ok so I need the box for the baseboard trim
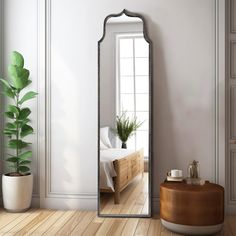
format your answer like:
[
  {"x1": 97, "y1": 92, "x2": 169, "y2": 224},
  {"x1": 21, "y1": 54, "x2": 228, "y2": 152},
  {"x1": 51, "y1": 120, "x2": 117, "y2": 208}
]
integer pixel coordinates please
[
  {"x1": 226, "y1": 203, "x2": 236, "y2": 215},
  {"x1": 152, "y1": 197, "x2": 160, "y2": 214},
  {"x1": 40, "y1": 197, "x2": 97, "y2": 210},
  {"x1": 0, "y1": 195, "x2": 160, "y2": 212}
]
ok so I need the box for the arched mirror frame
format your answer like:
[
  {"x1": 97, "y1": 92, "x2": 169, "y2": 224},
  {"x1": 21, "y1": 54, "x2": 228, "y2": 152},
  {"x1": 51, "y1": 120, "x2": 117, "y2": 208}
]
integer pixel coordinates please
[{"x1": 98, "y1": 9, "x2": 153, "y2": 218}]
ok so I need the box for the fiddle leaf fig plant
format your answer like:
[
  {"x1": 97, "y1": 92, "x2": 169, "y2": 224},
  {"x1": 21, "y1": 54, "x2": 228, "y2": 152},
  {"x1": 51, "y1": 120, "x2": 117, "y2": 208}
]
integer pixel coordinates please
[{"x1": 0, "y1": 51, "x2": 37, "y2": 176}]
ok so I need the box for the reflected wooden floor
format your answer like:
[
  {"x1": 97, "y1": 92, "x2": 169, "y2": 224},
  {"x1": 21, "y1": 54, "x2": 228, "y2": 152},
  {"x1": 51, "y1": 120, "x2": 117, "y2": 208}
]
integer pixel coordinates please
[
  {"x1": 0, "y1": 209, "x2": 234, "y2": 235},
  {"x1": 100, "y1": 172, "x2": 149, "y2": 215}
]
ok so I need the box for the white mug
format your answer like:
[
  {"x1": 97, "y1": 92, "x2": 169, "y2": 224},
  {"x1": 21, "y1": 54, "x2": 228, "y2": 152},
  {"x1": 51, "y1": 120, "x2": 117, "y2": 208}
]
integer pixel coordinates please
[{"x1": 167, "y1": 169, "x2": 183, "y2": 178}]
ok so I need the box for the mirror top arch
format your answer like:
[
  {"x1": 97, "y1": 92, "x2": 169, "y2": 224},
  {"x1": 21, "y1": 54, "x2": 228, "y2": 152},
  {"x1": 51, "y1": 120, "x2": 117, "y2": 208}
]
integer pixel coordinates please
[{"x1": 98, "y1": 9, "x2": 152, "y2": 44}]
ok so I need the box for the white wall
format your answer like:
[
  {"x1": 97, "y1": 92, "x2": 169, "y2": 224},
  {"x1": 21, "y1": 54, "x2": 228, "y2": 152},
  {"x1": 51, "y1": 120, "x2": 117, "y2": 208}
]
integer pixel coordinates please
[
  {"x1": 1, "y1": 0, "x2": 226, "y2": 213},
  {"x1": 2, "y1": 0, "x2": 40, "y2": 205}
]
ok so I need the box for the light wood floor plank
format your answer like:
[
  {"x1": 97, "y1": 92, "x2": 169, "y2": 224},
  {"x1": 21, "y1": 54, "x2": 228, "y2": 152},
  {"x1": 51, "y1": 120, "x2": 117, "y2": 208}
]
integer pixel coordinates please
[
  {"x1": 100, "y1": 173, "x2": 149, "y2": 215},
  {"x1": 5, "y1": 210, "x2": 53, "y2": 236},
  {"x1": 82, "y1": 215, "x2": 104, "y2": 236},
  {"x1": 134, "y1": 218, "x2": 151, "y2": 236},
  {"x1": 42, "y1": 210, "x2": 76, "y2": 236},
  {"x1": 147, "y1": 218, "x2": 162, "y2": 236},
  {"x1": 16, "y1": 210, "x2": 55, "y2": 236},
  {"x1": 121, "y1": 218, "x2": 139, "y2": 236},
  {"x1": 27, "y1": 210, "x2": 65, "y2": 235},
  {"x1": 0, "y1": 209, "x2": 37, "y2": 234},
  {"x1": 106, "y1": 218, "x2": 128, "y2": 236},
  {"x1": 95, "y1": 218, "x2": 116, "y2": 236},
  {"x1": 0, "y1": 211, "x2": 23, "y2": 231},
  {"x1": 56, "y1": 211, "x2": 83, "y2": 236},
  {"x1": 70, "y1": 211, "x2": 96, "y2": 236},
  {"x1": 224, "y1": 216, "x2": 234, "y2": 236},
  {"x1": 141, "y1": 195, "x2": 149, "y2": 215},
  {"x1": 0, "y1": 209, "x2": 232, "y2": 236},
  {"x1": 120, "y1": 176, "x2": 147, "y2": 214}
]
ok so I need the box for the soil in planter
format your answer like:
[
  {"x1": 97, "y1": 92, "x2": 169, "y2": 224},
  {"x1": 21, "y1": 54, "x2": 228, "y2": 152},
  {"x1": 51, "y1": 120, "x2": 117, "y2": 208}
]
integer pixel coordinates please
[{"x1": 6, "y1": 172, "x2": 31, "y2": 177}]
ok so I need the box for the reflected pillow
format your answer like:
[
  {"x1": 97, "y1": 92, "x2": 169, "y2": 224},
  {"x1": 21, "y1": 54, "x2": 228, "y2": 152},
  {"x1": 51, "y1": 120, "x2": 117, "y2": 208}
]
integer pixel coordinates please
[
  {"x1": 100, "y1": 127, "x2": 112, "y2": 148},
  {"x1": 100, "y1": 139, "x2": 108, "y2": 150}
]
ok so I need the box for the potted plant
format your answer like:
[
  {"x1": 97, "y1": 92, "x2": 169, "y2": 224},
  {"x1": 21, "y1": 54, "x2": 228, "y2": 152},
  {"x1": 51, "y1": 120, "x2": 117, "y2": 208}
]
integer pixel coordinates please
[
  {"x1": 116, "y1": 112, "x2": 142, "y2": 149},
  {"x1": 0, "y1": 51, "x2": 37, "y2": 212}
]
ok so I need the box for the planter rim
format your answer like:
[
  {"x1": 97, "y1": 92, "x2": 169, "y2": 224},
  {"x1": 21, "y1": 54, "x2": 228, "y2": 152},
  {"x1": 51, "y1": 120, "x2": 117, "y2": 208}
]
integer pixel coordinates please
[{"x1": 2, "y1": 173, "x2": 33, "y2": 178}]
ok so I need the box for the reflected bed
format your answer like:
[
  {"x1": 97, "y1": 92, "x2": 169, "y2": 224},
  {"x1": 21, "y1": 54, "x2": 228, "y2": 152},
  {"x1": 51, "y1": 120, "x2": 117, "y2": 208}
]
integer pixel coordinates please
[{"x1": 100, "y1": 148, "x2": 144, "y2": 204}]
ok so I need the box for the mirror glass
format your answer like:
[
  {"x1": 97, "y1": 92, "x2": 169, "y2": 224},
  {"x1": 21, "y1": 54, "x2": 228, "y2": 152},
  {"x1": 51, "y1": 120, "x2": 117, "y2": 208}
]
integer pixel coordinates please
[{"x1": 98, "y1": 10, "x2": 151, "y2": 217}]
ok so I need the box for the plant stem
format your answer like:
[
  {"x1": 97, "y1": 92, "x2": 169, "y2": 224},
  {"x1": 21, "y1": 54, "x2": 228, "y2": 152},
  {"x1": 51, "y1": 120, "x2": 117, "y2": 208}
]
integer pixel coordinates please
[{"x1": 16, "y1": 92, "x2": 19, "y2": 173}]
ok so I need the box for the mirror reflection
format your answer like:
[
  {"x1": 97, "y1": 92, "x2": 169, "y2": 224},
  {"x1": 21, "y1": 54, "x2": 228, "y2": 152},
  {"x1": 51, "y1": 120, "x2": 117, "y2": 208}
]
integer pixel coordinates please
[{"x1": 99, "y1": 10, "x2": 151, "y2": 216}]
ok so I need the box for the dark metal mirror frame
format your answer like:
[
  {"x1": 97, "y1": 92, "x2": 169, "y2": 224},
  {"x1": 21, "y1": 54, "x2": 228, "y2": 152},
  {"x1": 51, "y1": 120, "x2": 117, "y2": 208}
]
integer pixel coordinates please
[{"x1": 98, "y1": 9, "x2": 153, "y2": 218}]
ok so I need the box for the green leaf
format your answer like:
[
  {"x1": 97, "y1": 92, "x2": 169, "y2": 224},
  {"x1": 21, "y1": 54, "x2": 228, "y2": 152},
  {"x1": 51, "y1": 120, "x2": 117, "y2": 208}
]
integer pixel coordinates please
[
  {"x1": 11, "y1": 51, "x2": 24, "y2": 68},
  {"x1": 0, "y1": 78, "x2": 11, "y2": 88},
  {"x1": 0, "y1": 79, "x2": 15, "y2": 98},
  {"x1": 3, "y1": 130, "x2": 12, "y2": 136},
  {"x1": 3, "y1": 132, "x2": 12, "y2": 138},
  {"x1": 8, "y1": 105, "x2": 19, "y2": 117},
  {"x1": 18, "y1": 166, "x2": 30, "y2": 173},
  {"x1": 1, "y1": 89, "x2": 15, "y2": 99},
  {"x1": 25, "y1": 80, "x2": 32, "y2": 87},
  {"x1": 5, "y1": 111, "x2": 14, "y2": 119},
  {"x1": 19, "y1": 91, "x2": 37, "y2": 105},
  {"x1": 8, "y1": 65, "x2": 29, "y2": 89},
  {"x1": 14, "y1": 118, "x2": 30, "y2": 128},
  {"x1": 6, "y1": 122, "x2": 16, "y2": 129},
  {"x1": 21, "y1": 118, "x2": 30, "y2": 125},
  {"x1": 19, "y1": 160, "x2": 31, "y2": 165},
  {"x1": 21, "y1": 124, "x2": 33, "y2": 138},
  {"x1": 18, "y1": 151, "x2": 32, "y2": 160},
  {"x1": 18, "y1": 108, "x2": 31, "y2": 120},
  {"x1": 6, "y1": 157, "x2": 18, "y2": 163},
  {"x1": 4, "y1": 128, "x2": 17, "y2": 135},
  {"x1": 8, "y1": 140, "x2": 28, "y2": 149}
]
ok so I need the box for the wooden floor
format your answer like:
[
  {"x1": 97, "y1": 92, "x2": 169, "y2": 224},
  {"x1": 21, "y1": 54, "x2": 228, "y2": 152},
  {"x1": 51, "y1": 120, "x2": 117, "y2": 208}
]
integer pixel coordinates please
[
  {"x1": 100, "y1": 172, "x2": 149, "y2": 215},
  {"x1": 0, "y1": 209, "x2": 235, "y2": 235}
]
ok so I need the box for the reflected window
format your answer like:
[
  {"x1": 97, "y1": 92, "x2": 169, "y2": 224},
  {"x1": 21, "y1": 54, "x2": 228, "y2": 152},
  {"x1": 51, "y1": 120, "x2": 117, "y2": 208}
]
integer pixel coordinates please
[{"x1": 117, "y1": 34, "x2": 149, "y2": 158}]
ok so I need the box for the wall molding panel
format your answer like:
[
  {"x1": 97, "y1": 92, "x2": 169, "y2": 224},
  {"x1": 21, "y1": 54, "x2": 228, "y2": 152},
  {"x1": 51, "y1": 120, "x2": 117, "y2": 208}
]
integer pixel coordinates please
[
  {"x1": 230, "y1": 41, "x2": 236, "y2": 78},
  {"x1": 213, "y1": 0, "x2": 225, "y2": 185},
  {"x1": 227, "y1": 0, "x2": 236, "y2": 213},
  {"x1": 230, "y1": 86, "x2": 236, "y2": 139},
  {"x1": 230, "y1": 0, "x2": 236, "y2": 33},
  {"x1": 45, "y1": 0, "x2": 96, "y2": 199},
  {"x1": 39, "y1": 0, "x2": 96, "y2": 209},
  {"x1": 230, "y1": 150, "x2": 236, "y2": 202},
  {"x1": 33, "y1": 0, "x2": 40, "y2": 198}
]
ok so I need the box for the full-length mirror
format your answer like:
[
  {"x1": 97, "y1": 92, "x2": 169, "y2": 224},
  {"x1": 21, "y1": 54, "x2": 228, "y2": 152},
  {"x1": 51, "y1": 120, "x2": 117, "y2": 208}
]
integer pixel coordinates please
[{"x1": 98, "y1": 9, "x2": 152, "y2": 217}]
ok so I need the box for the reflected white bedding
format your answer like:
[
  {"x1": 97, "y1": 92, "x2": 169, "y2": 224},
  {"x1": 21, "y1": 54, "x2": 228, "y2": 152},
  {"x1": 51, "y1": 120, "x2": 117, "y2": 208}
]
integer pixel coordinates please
[{"x1": 100, "y1": 148, "x2": 135, "y2": 191}]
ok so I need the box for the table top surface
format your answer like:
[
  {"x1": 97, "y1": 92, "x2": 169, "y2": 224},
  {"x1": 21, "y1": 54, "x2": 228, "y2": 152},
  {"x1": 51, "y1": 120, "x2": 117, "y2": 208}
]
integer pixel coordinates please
[{"x1": 161, "y1": 181, "x2": 224, "y2": 192}]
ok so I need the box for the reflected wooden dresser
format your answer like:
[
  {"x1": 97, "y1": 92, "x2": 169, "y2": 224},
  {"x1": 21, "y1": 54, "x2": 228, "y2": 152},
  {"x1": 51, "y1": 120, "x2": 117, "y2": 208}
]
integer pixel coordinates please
[{"x1": 160, "y1": 181, "x2": 224, "y2": 235}]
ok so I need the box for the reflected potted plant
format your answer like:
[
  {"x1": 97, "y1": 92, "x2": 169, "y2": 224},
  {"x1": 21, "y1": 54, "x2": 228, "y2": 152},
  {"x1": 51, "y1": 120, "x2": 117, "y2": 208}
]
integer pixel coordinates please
[
  {"x1": 116, "y1": 112, "x2": 142, "y2": 149},
  {"x1": 0, "y1": 51, "x2": 37, "y2": 212}
]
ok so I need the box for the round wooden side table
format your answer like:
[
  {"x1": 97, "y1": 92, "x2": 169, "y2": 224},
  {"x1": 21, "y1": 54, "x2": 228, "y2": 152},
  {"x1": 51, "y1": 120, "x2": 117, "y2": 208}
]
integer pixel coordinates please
[{"x1": 160, "y1": 181, "x2": 224, "y2": 235}]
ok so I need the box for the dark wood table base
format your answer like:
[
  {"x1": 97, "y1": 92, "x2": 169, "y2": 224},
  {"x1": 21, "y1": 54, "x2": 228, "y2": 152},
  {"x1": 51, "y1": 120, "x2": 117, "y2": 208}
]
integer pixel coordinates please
[{"x1": 160, "y1": 181, "x2": 224, "y2": 235}]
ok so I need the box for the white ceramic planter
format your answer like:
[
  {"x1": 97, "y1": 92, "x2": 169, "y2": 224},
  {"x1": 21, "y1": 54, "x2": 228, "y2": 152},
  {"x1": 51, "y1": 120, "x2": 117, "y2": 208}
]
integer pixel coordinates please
[{"x1": 2, "y1": 173, "x2": 33, "y2": 212}]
